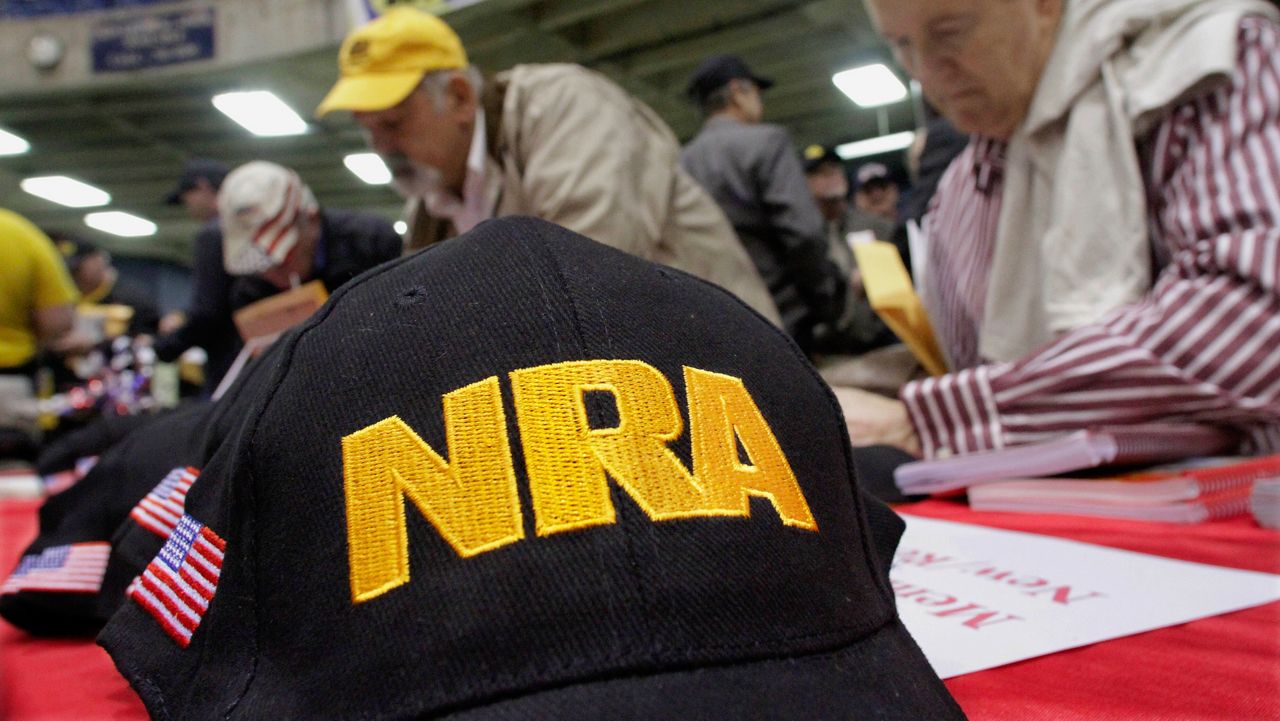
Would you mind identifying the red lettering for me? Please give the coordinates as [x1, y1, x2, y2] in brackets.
[912, 591, 957, 607]
[959, 611, 1022, 630]
[1023, 585, 1106, 605]
[894, 549, 955, 568]
[966, 566, 1016, 582]
[932, 603, 1023, 630]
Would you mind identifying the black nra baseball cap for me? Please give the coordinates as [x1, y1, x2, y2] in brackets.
[804, 144, 845, 174]
[99, 217, 964, 720]
[686, 54, 774, 105]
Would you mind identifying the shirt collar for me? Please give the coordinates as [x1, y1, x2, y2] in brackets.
[466, 105, 487, 177]
[970, 136, 1008, 194]
[421, 106, 493, 234]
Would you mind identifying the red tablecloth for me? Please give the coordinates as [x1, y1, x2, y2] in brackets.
[2, 497, 1277, 720]
[904, 499, 1280, 721]
[1, 499, 147, 720]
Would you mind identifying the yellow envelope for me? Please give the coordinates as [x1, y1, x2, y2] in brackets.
[232, 280, 329, 343]
[851, 240, 948, 376]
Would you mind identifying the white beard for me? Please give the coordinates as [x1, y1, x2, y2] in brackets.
[385, 154, 444, 201]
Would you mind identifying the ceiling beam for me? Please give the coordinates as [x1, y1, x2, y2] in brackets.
[619, 10, 820, 78]
[579, 0, 801, 60]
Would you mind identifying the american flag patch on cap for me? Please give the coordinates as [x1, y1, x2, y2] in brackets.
[0, 542, 110, 594]
[130, 466, 199, 538]
[128, 514, 226, 648]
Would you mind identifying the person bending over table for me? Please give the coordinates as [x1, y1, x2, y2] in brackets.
[217, 160, 402, 308]
[314, 7, 780, 326]
[839, 0, 1280, 459]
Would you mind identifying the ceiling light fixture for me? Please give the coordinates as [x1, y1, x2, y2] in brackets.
[20, 175, 111, 207]
[212, 90, 308, 137]
[84, 210, 157, 237]
[832, 63, 908, 107]
[0, 127, 30, 156]
[835, 131, 917, 160]
[344, 152, 392, 185]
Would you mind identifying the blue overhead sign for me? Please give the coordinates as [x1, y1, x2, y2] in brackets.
[0, 0, 184, 18]
[91, 5, 214, 73]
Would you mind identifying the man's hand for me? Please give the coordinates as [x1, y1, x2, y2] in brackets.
[47, 326, 99, 356]
[849, 267, 864, 296]
[829, 386, 922, 457]
[158, 310, 187, 335]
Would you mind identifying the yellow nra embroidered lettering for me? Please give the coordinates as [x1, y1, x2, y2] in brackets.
[342, 361, 816, 603]
[341, 377, 523, 603]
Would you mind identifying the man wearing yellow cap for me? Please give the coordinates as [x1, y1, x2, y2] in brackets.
[317, 7, 779, 325]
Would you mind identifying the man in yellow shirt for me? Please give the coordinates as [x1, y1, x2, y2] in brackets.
[0, 209, 80, 376]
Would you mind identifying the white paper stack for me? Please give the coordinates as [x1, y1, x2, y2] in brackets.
[1251, 477, 1280, 529]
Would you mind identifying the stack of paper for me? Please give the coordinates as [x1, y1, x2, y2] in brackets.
[0, 466, 41, 499]
[966, 455, 1280, 523]
[894, 424, 1240, 495]
[1252, 478, 1280, 529]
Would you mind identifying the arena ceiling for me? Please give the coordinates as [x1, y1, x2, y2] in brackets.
[0, 0, 916, 264]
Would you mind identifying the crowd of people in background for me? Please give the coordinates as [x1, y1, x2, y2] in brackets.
[3, 0, 1277, 469]
[1, 7, 943, 459]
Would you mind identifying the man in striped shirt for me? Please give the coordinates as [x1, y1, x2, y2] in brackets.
[841, 0, 1280, 459]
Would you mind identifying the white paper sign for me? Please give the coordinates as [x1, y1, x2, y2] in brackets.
[892, 516, 1280, 679]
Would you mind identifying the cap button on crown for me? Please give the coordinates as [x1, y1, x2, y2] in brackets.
[346, 39, 371, 69]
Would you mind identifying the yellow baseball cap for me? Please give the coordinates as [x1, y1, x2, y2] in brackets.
[316, 7, 467, 117]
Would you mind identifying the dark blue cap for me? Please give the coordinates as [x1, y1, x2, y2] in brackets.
[164, 159, 230, 205]
[686, 54, 774, 104]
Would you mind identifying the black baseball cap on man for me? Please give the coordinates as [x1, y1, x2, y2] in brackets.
[804, 144, 845, 175]
[686, 54, 775, 105]
[164, 159, 229, 205]
[99, 217, 965, 720]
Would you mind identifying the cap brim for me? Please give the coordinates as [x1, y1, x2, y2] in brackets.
[804, 154, 843, 173]
[315, 71, 426, 117]
[443, 619, 965, 721]
[754, 74, 775, 91]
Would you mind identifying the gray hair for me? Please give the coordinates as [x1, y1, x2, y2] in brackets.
[418, 66, 485, 112]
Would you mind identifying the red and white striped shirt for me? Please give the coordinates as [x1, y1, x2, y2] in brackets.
[902, 16, 1280, 459]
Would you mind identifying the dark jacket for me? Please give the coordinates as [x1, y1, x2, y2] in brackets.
[230, 209, 402, 310]
[100, 278, 160, 336]
[153, 222, 239, 395]
[681, 116, 845, 346]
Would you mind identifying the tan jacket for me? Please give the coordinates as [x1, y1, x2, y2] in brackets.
[406, 64, 780, 325]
